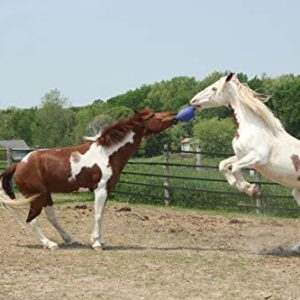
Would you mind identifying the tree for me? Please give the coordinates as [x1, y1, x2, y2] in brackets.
[85, 114, 115, 136]
[269, 74, 300, 138]
[31, 89, 76, 147]
[193, 118, 235, 154]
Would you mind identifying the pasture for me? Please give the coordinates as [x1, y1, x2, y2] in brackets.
[1, 194, 300, 300]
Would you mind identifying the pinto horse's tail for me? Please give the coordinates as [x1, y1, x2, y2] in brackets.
[0, 163, 37, 208]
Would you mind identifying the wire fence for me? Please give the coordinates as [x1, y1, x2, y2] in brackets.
[0, 146, 298, 216]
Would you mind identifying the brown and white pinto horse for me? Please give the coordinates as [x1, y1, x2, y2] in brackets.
[0, 108, 176, 249]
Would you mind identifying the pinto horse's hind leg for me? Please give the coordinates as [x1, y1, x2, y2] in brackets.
[30, 217, 58, 249]
[44, 205, 76, 245]
[27, 193, 58, 249]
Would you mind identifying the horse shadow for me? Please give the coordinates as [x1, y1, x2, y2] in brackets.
[16, 243, 300, 257]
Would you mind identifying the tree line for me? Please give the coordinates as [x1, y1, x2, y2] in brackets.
[1, 71, 300, 156]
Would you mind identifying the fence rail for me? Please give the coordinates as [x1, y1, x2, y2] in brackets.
[0, 146, 297, 216]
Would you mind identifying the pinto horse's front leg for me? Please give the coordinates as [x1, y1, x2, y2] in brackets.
[91, 187, 107, 250]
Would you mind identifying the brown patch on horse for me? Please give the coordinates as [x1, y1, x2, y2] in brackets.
[297, 175, 300, 181]
[229, 105, 240, 138]
[291, 155, 300, 172]
[98, 108, 153, 147]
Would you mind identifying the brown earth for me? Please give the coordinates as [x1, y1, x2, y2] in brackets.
[1, 200, 300, 300]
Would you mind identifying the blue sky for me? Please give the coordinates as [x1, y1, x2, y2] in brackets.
[0, 0, 299, 109]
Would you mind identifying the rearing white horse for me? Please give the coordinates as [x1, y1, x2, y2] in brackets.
[190, 73, 300, 252]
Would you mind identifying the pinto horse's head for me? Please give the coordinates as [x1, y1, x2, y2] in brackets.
[137, 108, 177, 135]
[190, 73, 236, 110]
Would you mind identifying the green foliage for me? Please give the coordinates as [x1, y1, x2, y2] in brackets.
[168, 120, 195, 151]
[269, 74, 300, 138]
[31, 89, 77, 147]
[2, 71, 300, 155]
[145, 76, 200, 111]
[193, 118, 235, 154]
[107, 85, 151, 110]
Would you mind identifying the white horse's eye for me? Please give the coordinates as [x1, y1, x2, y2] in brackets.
[212, 87, 217, 92]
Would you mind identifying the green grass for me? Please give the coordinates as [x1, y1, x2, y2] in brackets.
[112, 154, 299, 218]
[1, 155, 299, 218]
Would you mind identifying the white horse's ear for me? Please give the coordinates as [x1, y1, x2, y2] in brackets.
[226, 73, 234, 82]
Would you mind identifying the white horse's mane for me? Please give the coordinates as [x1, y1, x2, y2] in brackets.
[233, 78, 284, 135]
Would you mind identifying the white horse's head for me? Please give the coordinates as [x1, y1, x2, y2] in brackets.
[190, 73, 235, 110]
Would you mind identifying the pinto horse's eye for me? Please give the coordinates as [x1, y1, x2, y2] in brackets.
[212, 87, 217, 92]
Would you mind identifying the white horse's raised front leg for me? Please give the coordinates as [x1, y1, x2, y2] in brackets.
[219, 156, 238, 186]
[91, 187, 107, 250]
[231, 151, 260, 173]
[44, 206, 75, 244]
[221, 152, 262, 196]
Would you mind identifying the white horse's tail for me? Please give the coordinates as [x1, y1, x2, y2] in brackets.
[0, 163, 38, 209]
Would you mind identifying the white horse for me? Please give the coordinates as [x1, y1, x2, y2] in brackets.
[190, 73, 300, 252]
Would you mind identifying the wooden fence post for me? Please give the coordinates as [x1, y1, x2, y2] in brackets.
[163, 144, 171, 206]
[6, 147, 13, 166]
[254, 170, 264, 214]
[195, 146, 201, 171]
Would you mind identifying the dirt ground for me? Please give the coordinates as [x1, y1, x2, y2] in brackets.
[1, 200, 300, 300]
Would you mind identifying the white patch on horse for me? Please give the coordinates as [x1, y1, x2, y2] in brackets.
[21, 151, 34, 163]
[83, 131, 102, 142]
[68, 131, 135, 183]
[78, 187, 90, 192]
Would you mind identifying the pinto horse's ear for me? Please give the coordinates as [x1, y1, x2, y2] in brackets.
[226, 73, 234, 82]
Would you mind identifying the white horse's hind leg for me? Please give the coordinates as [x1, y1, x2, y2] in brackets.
[291, 189, 300, 253]
[30, 217, 58, 249]
[91, 187, 107, 249]
[44, 206, 75, 244]
[292, 189, 300, 207]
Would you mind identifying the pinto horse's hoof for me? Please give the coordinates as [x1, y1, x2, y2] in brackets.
[290, 243, 300, 254]
[93, 245, 104, 251]
[92, 240, 105, 251]
[44, 242, 59, 250]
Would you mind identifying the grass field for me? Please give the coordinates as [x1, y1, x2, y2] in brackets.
[113, 154, 299, 218]
[0, 153, 299, 218]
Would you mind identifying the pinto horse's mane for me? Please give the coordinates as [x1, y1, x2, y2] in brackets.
[85, 109, 152, 147]
[233, 78, 284, 135]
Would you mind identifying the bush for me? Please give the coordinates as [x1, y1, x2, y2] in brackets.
[193, 118, 235, 154]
